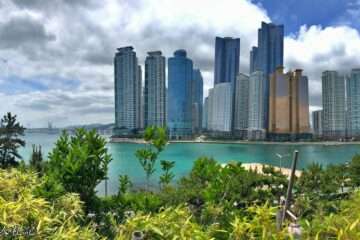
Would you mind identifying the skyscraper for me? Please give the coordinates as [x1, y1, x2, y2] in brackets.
[250, 47, 259, 73]
[322, 71, 346, 139]
[206, 89, 214, 131]
[114, 46, 142, 135]
[168, 49, 193, 139]
[207, 82, 232, 132]
[248, 71, 267, 140]
[191, 69, 204, 133]
[312, 110, 323, 138]
[268, 67, 310, 140]
[203, 96, 209, 130]
[346, 69, 360, 138]
[250, 22, 284, 129]
[144, 51, 166, 128]
[214, 37, 240, 86]
[214, 36, 240, 132]
[234, 73, 249, 138]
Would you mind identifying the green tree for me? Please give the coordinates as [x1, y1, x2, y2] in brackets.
[46, 129, 112, 210]
[349, 154, 360, 188]
[135, 126, 168, 190]
[159, 160, 175, 187]
[0, 112, 26, 168]
[297, 163, 324, 195]
[118, 174, 132, 196]
[29, 144, 44, 174]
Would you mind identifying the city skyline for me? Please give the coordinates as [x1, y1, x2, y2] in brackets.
[1, 0, 360, 127]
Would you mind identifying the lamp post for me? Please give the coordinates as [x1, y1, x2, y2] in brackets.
[275, 153, 290, 171]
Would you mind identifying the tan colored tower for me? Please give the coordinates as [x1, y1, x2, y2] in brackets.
[269, 67, 310, 138]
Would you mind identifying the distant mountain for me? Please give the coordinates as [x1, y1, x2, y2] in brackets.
[63, 123, 115, 131]
[26, 123, 115, 134]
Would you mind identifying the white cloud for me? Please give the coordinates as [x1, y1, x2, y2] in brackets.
[2, 0, 360, 127]
[1, 0, 270, 127]
[285, 25, 360, 108]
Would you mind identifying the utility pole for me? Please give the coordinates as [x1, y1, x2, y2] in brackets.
[277, 150, 299, 228]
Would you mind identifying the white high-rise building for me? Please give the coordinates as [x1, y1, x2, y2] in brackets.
[346, 69, 360, 138]
[248, 71, 266, 140]
[144, 51, 166, 128]
[322, 71, 346, 139]
[114, 47, 142, 135]
[207, 82, 232, 132]
[234, 73, 249, 138]
[312, 110, 323, 137]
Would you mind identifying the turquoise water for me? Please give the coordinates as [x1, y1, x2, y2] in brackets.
[19, 133, 360, 195]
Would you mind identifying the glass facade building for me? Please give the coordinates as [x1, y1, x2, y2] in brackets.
[346, 69, 360, 138]
[322, 71, 346, 139]
[191, 69, 204, 133]
[206, 82, 232, 132]
[250, 22, 284, 129]
[144, 51, 166, 128]
[167, 50, 193, 139]
[214, 37, 240, 86]
[234, 73, 249, 137]
[114, 46, 142, 135]
[248, 71, 267, 140]
[312, 110, 323, 137]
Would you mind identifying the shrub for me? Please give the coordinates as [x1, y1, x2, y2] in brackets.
[0, 169, 102, 239]
[46, 129, 112, 211]
[116, 206, 213, 239]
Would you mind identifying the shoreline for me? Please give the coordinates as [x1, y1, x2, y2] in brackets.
[110, 137, 360, 146]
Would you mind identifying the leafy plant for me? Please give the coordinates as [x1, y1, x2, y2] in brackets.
[116, 206, 213, 239]
[159, 160, 175, 188]
[135, 126, 168, 190]
[229, 202, 290, 239]
[46, 129, 112, 211]
[0, 169, 102, 239]
[29, 144, 44, 174]
[349, 154, 360, 188]
[0, 112, 25, 168]
[303, 191, 360, 239]
[118, 175, 132, 196]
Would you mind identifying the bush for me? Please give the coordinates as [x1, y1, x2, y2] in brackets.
[0, 169, 101, 239]
[303, 191, 360, 239]
[116, 206, 213, 239]
[46, 129, 112, 211]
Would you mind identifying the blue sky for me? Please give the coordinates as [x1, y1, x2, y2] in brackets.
[253, 0, 359, 34]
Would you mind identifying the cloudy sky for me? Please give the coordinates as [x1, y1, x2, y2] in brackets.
[1, 0, 360, 127]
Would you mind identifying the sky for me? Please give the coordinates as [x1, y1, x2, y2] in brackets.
[1, 0, 360, 127]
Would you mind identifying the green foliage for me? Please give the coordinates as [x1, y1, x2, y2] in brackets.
[229, 203, 290, 239]
[135, 126, 168, 190]
[46, 129, 112, 210]
[178, 158, 287, 208]
[0, 112, 25, 168]
[0, 169, 102, 239]
[118, 175, 132, 196]
[29, 144, 44, 174]
[303, 191, 360, 239]
[159, 160, 175, 187]
[349, 154, 360, 187]
[116, 206, 213, 239]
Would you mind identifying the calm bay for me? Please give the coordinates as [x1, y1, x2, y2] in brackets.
[19, 132, 360, 195]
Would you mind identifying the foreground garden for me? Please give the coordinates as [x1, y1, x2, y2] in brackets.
[1, 112, 360, 239]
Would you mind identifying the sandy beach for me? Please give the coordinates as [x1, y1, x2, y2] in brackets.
[242, 163, 302, 177]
